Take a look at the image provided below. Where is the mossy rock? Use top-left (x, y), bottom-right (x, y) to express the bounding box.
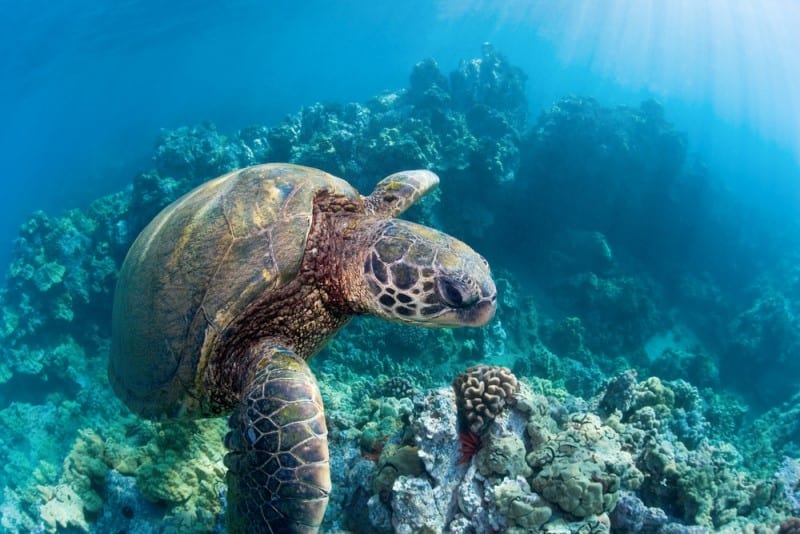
top-left (38, 484), bottom-right (89, 532)
top-left (477, 434), bottom-right (531, 479)
top-left (373, 444), bottom-right (424, 495)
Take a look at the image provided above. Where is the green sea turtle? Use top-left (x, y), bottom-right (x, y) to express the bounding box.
top-left (108, 163), bottom-right (496, 532)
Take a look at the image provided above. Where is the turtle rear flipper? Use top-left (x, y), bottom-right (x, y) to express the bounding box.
top-left (224, 345), bottom-right (330, 533)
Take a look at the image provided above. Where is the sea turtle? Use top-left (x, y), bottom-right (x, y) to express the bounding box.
top-left (109, 163), bottom-right (496, 532)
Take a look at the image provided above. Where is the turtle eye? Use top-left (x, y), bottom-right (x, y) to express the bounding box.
top-left (437, 277), bottom-right (476, 308)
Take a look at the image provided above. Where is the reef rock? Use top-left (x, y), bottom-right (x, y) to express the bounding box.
top-left (365, 375), bottom-right (642, 533)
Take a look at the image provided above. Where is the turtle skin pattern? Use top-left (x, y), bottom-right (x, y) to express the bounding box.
top-left (225, 347), bottom-right (330, 533)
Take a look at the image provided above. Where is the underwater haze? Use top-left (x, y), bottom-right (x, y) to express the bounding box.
top-left (4, 1), bottom-right (799, 271)
top-left (2, 0), bottom-right (800, 532)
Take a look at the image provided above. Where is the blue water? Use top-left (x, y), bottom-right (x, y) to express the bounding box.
top-left (3, 1), bottom-right (800, 531)
top-left (3, 1), bottom-right (798, 274)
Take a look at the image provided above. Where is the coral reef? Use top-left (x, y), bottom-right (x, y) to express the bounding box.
top-left (781, 517), bottom-right (800, 534)
top-left (30, 418), bottom-right (227, 533)
top-left (358, 368), bottom-right (763, 533)
top-left (153, 123), bottom-right (240, 183)
top-left (724, 262), bottom-right (800, 408)
top-left (609, 493), bottom-right (669, 533)
top-left (92, 470), bottom-right (168, 534)
top-left (528, 411), bottom-right (642, 518)
top-left (0, 45), bottom-right (799, 533)
top-left (516, 96), bottom-right (688, 263)
top-left (0, 195), bottom-right (127, 389)
top-left (596, 371), bottom-right (780, 529)
top-left (776, 457), bottom-right (800, 515)
top-left (376, 376), bottom-right (417, 400)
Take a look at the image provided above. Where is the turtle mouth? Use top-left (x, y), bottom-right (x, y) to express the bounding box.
top-left (420, 295), bottom-right (497, 328)
top-left (429, 274), bottom-right (497, 327)
top-left (452, 296), bottom-right (497, 326)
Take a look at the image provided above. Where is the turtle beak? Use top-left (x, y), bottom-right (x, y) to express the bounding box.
top-left (428, 274), bottom-right (496, 327)
top-left (452, 278), bottom-right (497, 326)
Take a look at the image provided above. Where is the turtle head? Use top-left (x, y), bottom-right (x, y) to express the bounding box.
top-left (353, 219), bottom-right (496, 327)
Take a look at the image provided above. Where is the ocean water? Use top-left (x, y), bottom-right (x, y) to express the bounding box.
top-left (2, 1), bottom-right (800, 532)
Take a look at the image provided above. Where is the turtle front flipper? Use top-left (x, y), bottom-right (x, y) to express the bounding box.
top-left (365, 169), bottom-right (439, 217)
top-left (224, 346), bottom-right (330, 533)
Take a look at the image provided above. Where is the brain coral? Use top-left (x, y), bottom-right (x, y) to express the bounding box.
top-left (453, 365), bottom-right (519, 434)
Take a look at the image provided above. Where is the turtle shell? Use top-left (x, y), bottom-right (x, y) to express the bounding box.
top-left (109, 164), bottom-right (361, 418)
